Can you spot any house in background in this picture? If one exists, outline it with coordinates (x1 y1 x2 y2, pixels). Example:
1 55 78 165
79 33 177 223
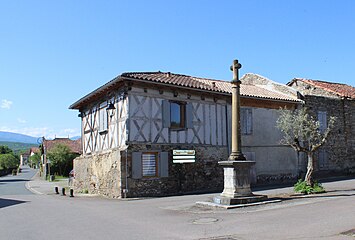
288 78 355 176
70 71 301 198
20 151 30 166
41 137 82 177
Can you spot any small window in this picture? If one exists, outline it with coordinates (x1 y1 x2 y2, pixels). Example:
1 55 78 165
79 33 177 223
142 153 158 177
318 111 327 133
170 102 186 128
132 152 169 179
162 100 193 129
241 108 252 135
99 103 108 132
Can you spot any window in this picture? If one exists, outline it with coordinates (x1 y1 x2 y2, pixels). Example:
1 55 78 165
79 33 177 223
99 103 108 132
318 148 329 170
132 152 169 179
162 100 193 129
241 108 252 135
142 153 158 177
170 102 186 128
317 111 327 133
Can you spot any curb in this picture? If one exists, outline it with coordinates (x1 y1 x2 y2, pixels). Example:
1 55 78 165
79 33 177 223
25 181 44 195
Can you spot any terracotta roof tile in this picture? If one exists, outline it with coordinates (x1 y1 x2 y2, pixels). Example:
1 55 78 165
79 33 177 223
43 138 82 154
294 78 355 99
122 72 299 101
70 72 300 109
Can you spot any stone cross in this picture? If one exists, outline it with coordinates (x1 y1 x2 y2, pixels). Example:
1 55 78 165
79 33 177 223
229 59 246 161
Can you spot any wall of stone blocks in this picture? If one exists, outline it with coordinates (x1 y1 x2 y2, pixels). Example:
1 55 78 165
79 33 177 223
120 144 228 198
304 96 355 173
73 149 122 198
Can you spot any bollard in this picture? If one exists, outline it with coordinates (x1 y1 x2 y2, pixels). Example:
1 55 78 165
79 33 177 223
62 187 66 196
55 187 59 194
70 189 74 197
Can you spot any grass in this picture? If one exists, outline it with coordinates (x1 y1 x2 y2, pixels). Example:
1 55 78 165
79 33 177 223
48 175 68 182
294 179 325 194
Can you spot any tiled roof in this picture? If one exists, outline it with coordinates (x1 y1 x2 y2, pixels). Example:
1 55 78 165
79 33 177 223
43 138 82 154
30 147 40 154
70 72 300 109
292 78 355 99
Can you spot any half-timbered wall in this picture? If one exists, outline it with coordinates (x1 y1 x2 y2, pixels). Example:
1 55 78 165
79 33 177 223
81 93 128 155
128 87 228 146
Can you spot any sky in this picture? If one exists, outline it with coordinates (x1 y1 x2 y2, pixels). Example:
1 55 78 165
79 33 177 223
0 0 354 139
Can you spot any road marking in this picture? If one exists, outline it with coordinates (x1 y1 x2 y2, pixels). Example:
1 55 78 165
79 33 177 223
25 181 44 195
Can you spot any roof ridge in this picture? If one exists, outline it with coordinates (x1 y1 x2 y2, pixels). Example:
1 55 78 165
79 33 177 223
294 78 351 86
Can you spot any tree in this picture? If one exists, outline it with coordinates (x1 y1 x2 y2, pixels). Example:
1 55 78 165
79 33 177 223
0 154 19 170
276 108 336 186
47 144 78 176
0 145 13 154
29 152 41 168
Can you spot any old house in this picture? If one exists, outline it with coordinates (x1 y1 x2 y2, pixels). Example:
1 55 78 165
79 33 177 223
288 78 355 175
41 137 82 177
70 72 301 198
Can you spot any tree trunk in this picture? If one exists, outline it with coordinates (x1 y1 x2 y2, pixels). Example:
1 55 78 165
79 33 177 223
304 152 314 186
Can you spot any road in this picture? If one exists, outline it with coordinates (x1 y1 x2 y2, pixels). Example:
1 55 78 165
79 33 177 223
0 165 36 196
1 167 355 240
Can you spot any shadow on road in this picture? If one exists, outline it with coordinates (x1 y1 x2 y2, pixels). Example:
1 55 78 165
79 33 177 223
0 198 28 209
0 179 29 183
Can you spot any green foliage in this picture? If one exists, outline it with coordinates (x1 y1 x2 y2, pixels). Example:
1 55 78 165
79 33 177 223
276 108 336 153
29 152 41 168
47 144 79 176
294 179 325 194
0 142 37 154
0 154 19 170
0 145 13 154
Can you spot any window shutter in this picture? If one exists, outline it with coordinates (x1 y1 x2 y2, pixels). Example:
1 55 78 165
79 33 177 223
159 152 169 177
241 108 247 135
186 103 193 129
132 152 142 179
318 111 327 132
162 100 171 128
246 109 252 134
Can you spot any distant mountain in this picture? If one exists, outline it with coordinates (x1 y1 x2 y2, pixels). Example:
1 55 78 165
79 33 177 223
70 136 81 140
0 141 38 153
0 131 38 144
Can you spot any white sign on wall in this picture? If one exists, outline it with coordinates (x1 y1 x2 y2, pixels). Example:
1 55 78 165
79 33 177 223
173 150 195 163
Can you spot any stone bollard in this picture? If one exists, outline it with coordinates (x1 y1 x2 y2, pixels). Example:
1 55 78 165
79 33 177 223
70 189 74 198
55 187 59 194
62 188 66 196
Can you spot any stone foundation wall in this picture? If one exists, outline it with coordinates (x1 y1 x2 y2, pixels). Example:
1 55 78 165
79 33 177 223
121 144 227 197
74 149 122 198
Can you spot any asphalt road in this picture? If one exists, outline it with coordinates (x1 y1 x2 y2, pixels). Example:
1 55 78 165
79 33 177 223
0 166 36 195
1 168 355 240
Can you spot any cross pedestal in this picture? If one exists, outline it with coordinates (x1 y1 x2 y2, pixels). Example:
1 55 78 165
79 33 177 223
214 161 267 205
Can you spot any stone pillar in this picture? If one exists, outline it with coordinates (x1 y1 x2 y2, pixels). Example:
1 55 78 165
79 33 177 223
214 59 267 205
229 60 246 161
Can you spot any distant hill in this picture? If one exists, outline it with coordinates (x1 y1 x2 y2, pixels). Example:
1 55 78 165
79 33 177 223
0 141 38 154
0 131 38 144
70 136 81 140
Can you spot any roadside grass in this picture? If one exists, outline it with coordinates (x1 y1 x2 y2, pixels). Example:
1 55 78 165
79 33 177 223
48 175 68 182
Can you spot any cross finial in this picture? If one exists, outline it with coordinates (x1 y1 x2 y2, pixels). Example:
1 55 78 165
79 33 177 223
230 59 242 82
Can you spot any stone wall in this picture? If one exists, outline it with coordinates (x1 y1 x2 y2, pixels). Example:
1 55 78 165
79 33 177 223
74 148 122 198
303 95 355 173
121 144 227 198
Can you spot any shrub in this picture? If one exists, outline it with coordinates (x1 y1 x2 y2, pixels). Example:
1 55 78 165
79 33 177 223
294 179 325 194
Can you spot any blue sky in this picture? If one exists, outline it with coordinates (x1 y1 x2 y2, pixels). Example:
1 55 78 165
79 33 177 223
0 0 354 138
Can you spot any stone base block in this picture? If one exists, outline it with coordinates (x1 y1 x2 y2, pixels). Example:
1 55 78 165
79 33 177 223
213 194 268 205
